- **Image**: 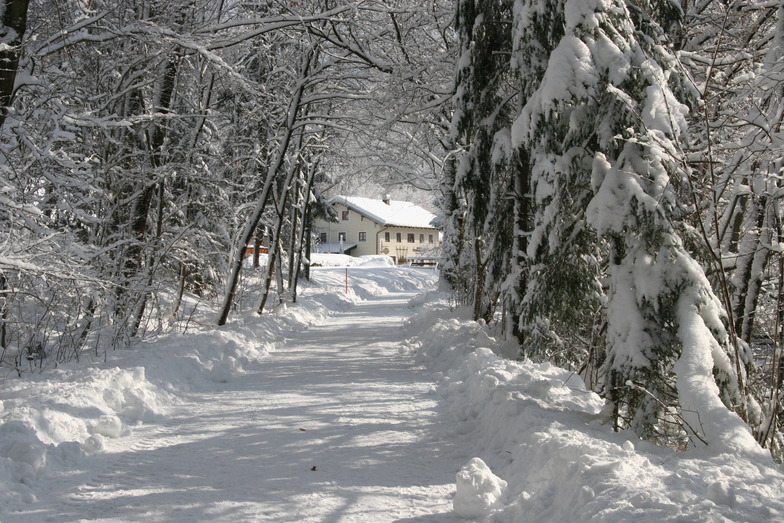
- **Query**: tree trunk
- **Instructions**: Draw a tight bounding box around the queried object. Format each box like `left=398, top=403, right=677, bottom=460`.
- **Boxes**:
left=286, top=176, right=301, bottom=290
left=170, top=263, right=187, bottom=322
left=0, top=0, right=29, bottom=129
left=291, top=162, right=318, bottom=300
left=303, top=205, right=312, bottom=282
left=257, top=248, right=277, bottom=315
left=732, top=194, right=773, bottom=344
left=274, top=235, right=285, bottom=304
left=472, top=236, right=486, bottom=322
left=293, top=203, right=313, bottom=300
left=258, top=178, right=294, bottom=314
left=253, top=226, right=263, bottom=268
left=510, top=148, right=530, bottom=346
left=0, top=272, right=7, bottom=349
left=125, top=55, right=180, bottom=337
left=216, top=46, right=315, bottom=326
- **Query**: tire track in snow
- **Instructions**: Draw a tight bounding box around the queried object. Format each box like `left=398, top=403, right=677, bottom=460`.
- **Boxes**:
left=66, top=418, right=184, bottom=511
left=3, top=415, right=185, bottom=523
left=250, top=293, right=459, bottom=522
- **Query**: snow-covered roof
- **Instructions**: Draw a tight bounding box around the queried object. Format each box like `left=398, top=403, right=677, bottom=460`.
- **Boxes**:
left=330, top=196, right=438, bottom=229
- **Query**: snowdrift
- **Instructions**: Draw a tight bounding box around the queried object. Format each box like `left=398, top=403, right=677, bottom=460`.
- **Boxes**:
left=404, top=292, right=784, bottom=522
left=1, top=265, right=782, bottom=522
left=0, top=265, right=434, bottom=513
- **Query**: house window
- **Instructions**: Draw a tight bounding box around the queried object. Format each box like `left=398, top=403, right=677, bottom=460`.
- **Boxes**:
left=419, top=234, right=425, bottom=243
left=319, top=232, right=328, bottom=243
left=338, top=232, right=346, bottom=242
left=396, top=232, right=402, bottom=243
left=341, top=210, right=349, bottom=221
left=428, top=234, right=434, bottom=244
left=358, top=232, right=367, bottom=242
left=407, top=233, right=415, bottom=243
left=385, top=232, right=390, bottom=242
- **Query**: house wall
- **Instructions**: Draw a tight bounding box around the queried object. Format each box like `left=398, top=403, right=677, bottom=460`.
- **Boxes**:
left=376, top=225, right=440, bottom=262
left=313, top=203, right=440, bottom=261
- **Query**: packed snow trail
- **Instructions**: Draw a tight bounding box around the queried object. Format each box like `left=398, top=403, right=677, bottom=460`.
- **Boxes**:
left=8, top=292, right=459, bottom=522
left=4, top=266, right=784, bottom=522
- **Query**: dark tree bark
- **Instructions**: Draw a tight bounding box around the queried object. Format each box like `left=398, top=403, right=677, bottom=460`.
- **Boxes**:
left=217, top=46, right=315, bottom=326
left=0, top=1, right=28, bottom=351
left=0, top=0, right=28, bottom=129
left=126, top=55, right=180, bottom=338
left=253, top=226, right=263, bottom=268
left=0, top=272, right=7, bottom=349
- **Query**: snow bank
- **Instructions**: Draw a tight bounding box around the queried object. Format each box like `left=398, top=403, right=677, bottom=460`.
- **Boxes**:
left=309, top=265, right=437, bottom=300
left=0, top=282, right=342, bottom=511
left=0, top=265, right=436, bottom=514
left=404, top=293, right=784, bottom=522
left=246, top=252, right=396, bottom=269
left=0, top=320, right=282, bottom=508
left=307, top=253, right=396, bottom=268
left=309, top=253, right=364, bottom=267
left=0, top=361, right=173, bottom=506
left=3, top=266, right=781, bottom=522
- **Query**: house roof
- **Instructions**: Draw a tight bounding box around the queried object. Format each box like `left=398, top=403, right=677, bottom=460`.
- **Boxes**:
left=330, top=196, right=438, bottom=229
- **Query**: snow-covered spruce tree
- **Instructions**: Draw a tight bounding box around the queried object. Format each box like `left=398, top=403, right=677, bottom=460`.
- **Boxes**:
left=514, top=0, right=758, bottom=449
left=447, top=0, right=519, bottom=325
left=511, top=0, right=605, bottom=370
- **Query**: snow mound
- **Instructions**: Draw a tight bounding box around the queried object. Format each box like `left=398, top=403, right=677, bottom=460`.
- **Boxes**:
left=0, top=265, right=437, bottom=513
left=454, top=457, right=507, bottom=518
left=306, top=253, right=395, bottom=268
left=356, top=255, right=396, bottom=267
left=0, top=420, right=85, bottom=506
left=309, top=253, right=361, bottom=267
left=308, top=265, right=437, bottom=300
left=405, top=293, right=784, bottom=522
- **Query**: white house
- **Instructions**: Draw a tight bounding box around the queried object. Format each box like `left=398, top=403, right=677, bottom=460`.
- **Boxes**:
left=314, top=195, right=441, bottom=263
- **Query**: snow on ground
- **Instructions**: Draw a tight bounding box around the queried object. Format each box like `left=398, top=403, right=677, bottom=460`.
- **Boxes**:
left=403, top=292, right=784, bottom=522
left=0, top=264, right=449, bottom=522
left=0, top=259, right=782, bottom=522
left=293, top=253, right=396, bottom=268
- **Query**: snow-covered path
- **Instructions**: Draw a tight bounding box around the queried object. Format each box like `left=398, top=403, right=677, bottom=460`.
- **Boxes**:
left=4, top=267, right=784, bottom=522
left=10, top=292, right=458, bottom=522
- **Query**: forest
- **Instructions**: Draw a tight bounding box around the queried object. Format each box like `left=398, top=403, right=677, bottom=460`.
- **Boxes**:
left=0, top=0, right=782, bottom=460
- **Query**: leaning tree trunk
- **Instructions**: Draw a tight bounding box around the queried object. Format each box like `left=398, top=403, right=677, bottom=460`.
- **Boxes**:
left=286, top=174, right=301, bottom=290
left=257, top=142, right=302, bottom=314
left=292, top=204, right=312, bottom=300
left=216, top=46, right=315, bottom=326
left=258, top=189, right=292, bottom=316
left=291, top=159, right=319, bottom=301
